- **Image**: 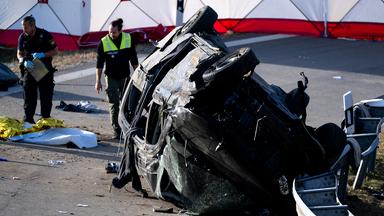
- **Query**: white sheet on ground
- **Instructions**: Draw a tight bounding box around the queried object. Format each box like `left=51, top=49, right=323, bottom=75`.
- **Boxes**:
left=9, top=128, right=98, bottom=149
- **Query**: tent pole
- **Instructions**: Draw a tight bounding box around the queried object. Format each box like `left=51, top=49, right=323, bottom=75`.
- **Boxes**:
left=289, top=0, right=323, bottom=37
left=323, top=0, right=328, bottom=38
left=99, top=2, right=121, bottom=31
left=47, top=3, right=78, bottom=49
left=3, top=2, right=38, bottom=30
left=130, top=1, right=160, bottom=25
left=176, top=0, right=184, bottom=26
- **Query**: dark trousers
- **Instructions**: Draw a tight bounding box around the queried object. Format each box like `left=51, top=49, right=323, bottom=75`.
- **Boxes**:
left=23, top=72, right=54, bottom=123
left=105, top=76, right=127, bottom=135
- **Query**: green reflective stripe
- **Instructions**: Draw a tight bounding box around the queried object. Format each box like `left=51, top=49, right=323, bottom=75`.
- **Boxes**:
left=120, top=33, right=131, bottom=49
left=101, top=35, right=118, bottom=52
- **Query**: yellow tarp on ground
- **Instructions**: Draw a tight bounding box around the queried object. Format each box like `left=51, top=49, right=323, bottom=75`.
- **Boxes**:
left=0, top=117, right=23, bottom=139
left=0, top=116, right=64, bottom=139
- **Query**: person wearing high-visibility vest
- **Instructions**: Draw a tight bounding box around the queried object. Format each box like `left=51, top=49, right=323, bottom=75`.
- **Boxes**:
left=95, top=18, right=138, bottom=139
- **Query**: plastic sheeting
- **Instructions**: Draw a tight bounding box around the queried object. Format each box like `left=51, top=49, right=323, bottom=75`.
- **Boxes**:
left=0, top=117, right=64, bottom=139
left=0, top=117, right=24, bottom=139
left=9, top=128, right=98, bottom=149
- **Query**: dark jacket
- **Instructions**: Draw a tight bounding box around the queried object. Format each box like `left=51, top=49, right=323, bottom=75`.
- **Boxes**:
left=96, top=33, right=139, bottom=79
left=18, top=27, right=56, bottom=72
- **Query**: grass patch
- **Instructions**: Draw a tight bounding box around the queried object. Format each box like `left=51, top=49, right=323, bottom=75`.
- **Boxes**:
left=53, top=48, right=97, bottom=71
left=0, top=43, right=153, bottom=74
left=0, top=47, right=97, bottom=74
left=346, top=131, right=384, bottom=216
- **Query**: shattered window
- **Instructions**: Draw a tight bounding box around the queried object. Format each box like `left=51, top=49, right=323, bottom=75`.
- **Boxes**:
left=145, top=102, right=162, bottom=145
left=122, top=82, right=142, bottom=123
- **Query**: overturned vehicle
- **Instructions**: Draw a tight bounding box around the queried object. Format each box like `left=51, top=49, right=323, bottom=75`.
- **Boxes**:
left=113, top=6, right=347, bottom=215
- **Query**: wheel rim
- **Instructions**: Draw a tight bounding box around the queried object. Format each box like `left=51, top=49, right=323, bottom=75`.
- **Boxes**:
left=215, top=53, right=242, bottom=71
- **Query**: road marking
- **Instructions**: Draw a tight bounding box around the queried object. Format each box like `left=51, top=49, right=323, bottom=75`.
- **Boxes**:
left=225, top=34, right=294, bottom=47
left=1, top=35, right=294, bottom=97
left=55, top=68, right=95, bottom=83
left=0, top=68, right=94, bottom=97
left=0, top=68, right=95, bottom=97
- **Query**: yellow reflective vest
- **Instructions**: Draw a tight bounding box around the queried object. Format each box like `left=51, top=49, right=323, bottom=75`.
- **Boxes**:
left=101, top=32, right=131, bottom=52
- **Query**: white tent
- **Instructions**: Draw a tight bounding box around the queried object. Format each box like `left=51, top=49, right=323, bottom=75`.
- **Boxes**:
left=1, top=0, right=383, bottom=51
left=0, top=0, right=88, bottom=50
left=78, top=0, right=176, bottom=47
left=183, top=0, right=384, bottom=38
left=88, top=0, right=176, bottom=31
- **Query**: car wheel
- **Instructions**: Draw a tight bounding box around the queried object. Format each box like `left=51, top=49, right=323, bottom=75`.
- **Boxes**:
left=182, top=6, right=217, bottom=34
left=202, top=47, right=259, bottom=89
left=188, top=48, right=259, bottom=113
left=172, top=6, right=218, bottom=42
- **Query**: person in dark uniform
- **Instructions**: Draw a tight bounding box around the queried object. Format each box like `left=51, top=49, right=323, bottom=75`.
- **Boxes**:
left=95, top=18, right=138, bottom=139
left=17, top=15, right=58, bottom=124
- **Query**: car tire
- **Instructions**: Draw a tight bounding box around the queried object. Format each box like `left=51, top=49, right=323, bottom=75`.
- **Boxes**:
left=202, top=47, right=259, bottom=89
left=314, top=123, right=346, bottom=168
left=182, top=6, right=217, bottom=34
left=172, top=6, right=218, bottom=42
left=188, top=48, right=259, bottom=113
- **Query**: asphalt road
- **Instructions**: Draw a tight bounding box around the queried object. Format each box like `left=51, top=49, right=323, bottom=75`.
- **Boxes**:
left=1, top=34, right=383, bottom=216
left=228, top=35, right=384, bottom=127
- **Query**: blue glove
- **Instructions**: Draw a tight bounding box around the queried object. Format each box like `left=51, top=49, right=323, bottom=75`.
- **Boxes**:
left=23, top=60, right=34, bottom=70
left=32, top=52, right=45, bottom=59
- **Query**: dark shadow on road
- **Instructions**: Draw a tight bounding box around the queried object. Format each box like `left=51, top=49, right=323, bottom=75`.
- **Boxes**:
left=53, top=90, right=102, bottom=102
left=1, top=141, right=121, bottom=161
left=56, top=83, right=94, bottom=87
left=4, top=160, right=52, bottom=167
left=2, top=89, right=104, bottom=102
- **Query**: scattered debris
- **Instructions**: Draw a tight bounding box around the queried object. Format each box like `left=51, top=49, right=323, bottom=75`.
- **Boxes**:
left=55, top=100, right=101, bottom=113
left=178, top=209, right=199, bottom=215
left=57, top=210, right=74, bottom=215
left=153, top=207, right=173, bottom=213
left=76, top=203, right=89, bottom=207
left=105, top=162, right=119, bottom=173
left=48, top=160, right=65, bottom=167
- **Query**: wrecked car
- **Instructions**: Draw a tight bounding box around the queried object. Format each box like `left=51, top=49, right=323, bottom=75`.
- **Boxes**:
left=113, top=6, right=347, bottom=215
left=0, top=63, right=19, bottom=91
